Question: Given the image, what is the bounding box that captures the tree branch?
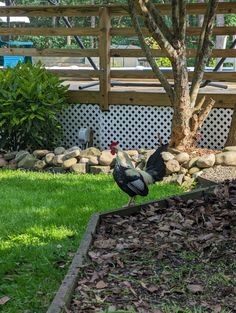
[137,0,176,57]
[190,0,218,107]
[172,0,179,38]
[128,0,175,103]
[143,0,175,45]
[178,0,187,41]
[190,97,215,133]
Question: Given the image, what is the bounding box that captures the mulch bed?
[69,182,236,313]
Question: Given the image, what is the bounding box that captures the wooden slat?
[110,48,236,58]
[99,7,111,111]
[0,48,99,57]
[111,26,236,37]
[111,70,236,82]
[0,47,234,58]
[67,90,236,108]
[0,27,99,36]
[48,68,100,78]
[0,3,235,17]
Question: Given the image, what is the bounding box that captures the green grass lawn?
[0,170,184,313]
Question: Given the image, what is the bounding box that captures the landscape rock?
[80,147,101,158]
[215,151,236,166]
[8,159,17,169]
[71,163,88,174]
[188,167,201,175]
[45,153,55,165]
[90,165,111,174]
[62,149,81,160]
[66,146,80,153]
[4,151,17,161]
[175,152,189,164]
[15,150,30,163]
[161,151,175,161]
[0,158,8,167]
[53,154,64,166]
[54,147,66,155]
[127,150,139,157]
[176,173,185,185]
[183,157,199,169]
[79,157,90,164]
[88,156,99,166]
[223,146,236,152]
[34,160,47,170]
[63,158,77,169]
[166,159,181,174]
[99,150,116,166]
[196,154,215,168]
[33,149,50,158]
[18,154,37,169]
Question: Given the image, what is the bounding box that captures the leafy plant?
[0,61,69,151]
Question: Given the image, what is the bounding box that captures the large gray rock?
[215,151,236,166]
[18,154,37,169]
[33,149,50,159]
[166,159,181,174]
[90,165,111,174]
[15,150,30,163]
[4,151,17,161]
[66,146,80,153]
[99,150,116,166]
[79,157,90,164]
[63,158,77,169]
[62,149,81,161]
[161,151,175,162]
[175,152,190,164]
[0,158,8,167]
[80,147,101,158]
[54,147,66,155]
[45,153,55,165]
[196,154,215,168]
[71,163,88,174]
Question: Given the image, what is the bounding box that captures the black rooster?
[109,141,168,206]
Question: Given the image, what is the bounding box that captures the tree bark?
[128,0,218,150]
[225,104,236,146]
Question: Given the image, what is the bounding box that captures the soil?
[68,182,236,313]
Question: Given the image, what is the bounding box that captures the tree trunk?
[225,104,236,146]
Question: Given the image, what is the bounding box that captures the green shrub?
[0,61,69,151]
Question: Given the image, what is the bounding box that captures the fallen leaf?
[0,296,10,305]
[95,280,107,289]
[187,284,204,293]
[212,304,222,313]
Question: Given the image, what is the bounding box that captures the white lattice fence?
[59,105,233,150]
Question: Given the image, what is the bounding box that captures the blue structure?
[0,40,33,67]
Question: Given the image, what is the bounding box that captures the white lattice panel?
[59,104,233,150]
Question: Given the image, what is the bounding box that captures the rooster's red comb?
[109,141,119,149]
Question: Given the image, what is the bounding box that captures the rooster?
[109,141,168,206]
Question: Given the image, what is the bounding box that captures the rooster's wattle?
[109,141,167,206]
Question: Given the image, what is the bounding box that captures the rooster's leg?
[127,196,136,206]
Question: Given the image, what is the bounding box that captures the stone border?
[46,186,215,313]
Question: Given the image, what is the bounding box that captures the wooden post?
[99,7,111,111]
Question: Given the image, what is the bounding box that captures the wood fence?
[0,3,236,110]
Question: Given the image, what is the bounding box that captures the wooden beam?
[0,48,99,57]
[111,26,236,37]
[0,27,99,37]
[111,70,236,82]
[67,90,236,108]
[0,3,235,17]
[110,48,236,58]
[47,68,100,79]
[99,7,111,111]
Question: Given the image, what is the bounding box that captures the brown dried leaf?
[0,296,10,305]
[94,239,116,249]
[211,304,222,313]
[187,284,204,293]
[95,280,107,289]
